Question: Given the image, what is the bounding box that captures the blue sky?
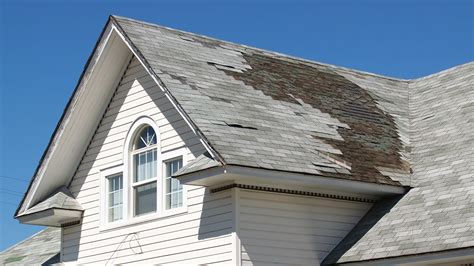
[0,0,472,251]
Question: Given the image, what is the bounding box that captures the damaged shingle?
[226,123,258,130]
[209,96,232,103]
[218,52,408,185]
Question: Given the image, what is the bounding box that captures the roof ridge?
[410,60,474,82]
[111,15,410,82]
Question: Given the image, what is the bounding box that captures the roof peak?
[111,15,412,82]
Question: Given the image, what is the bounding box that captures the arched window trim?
[117,116,188,225]
[124,116,163,218]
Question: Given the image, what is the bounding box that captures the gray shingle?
[0,228,60,265]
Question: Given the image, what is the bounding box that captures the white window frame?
[130,131,159,217]
[124,117,162,221]
[161,148,188,216]
[99,164,124,229]
[98,116,189,231]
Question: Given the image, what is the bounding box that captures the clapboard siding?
[62,57,234,264]
[238,190,372,265]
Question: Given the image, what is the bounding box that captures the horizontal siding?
[238,190,372,265]
[62,57,233,264]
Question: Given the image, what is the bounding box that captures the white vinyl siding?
[237,190,372,265]
[62,57,234,264]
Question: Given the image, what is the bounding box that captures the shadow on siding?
[197,189,234,241]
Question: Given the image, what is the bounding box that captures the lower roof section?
[17,186,83,227]
[0,227,60,265]
[334,247,474,266]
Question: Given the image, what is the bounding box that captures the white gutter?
[178,165,407,197]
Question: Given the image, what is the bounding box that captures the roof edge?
[335,246,474,265]
[410,60,474,82]
[0,228,48,254]
[14,16,115,218]
[111,15,410,82]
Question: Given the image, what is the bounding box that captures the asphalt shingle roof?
[108,16,472,263]
[113,16,411,187]
[0,227,60,265]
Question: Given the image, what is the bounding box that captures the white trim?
[124,116,162,218]
[178,165,406,197]
[23,24,116,212]
[161,149,189,214]
[232,188,242,266]
[19,24,133,217]
[99,164,124,229]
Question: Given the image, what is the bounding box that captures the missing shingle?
[294,111,306,116]
[208,62,236,70]
[179,35,195,42]
[421,114,435,121]
[226,123,258,130]
[209,96,232,103]
[168,73,198,90]
[210,121,258,130]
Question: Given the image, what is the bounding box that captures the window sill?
[99,206,188,232]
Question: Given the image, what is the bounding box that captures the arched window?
[131,125,158,216]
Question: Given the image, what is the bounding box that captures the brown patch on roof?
[219,52,409,185]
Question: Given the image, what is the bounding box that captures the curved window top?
[133,126,157,151]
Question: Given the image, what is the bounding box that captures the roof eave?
[177,164,407,197]
[17,208,84,227]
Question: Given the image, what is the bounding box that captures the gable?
[68,56,206,199]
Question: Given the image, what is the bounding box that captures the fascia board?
[16,17,126,217]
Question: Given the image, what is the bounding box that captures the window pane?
[134,126,157,150]
[165,158,183,209]
[107,174,123,222]
[134,182,157,216]
[134,149,157,182]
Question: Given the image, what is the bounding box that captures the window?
[107,173,123,222]
[100,117,188,228]
[131,125,158,216]
[164,158,183,209]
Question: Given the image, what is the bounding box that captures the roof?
[0,227,60,265]
[112,16,411,187]
[174,152,221,177]
[20,186,83,217]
